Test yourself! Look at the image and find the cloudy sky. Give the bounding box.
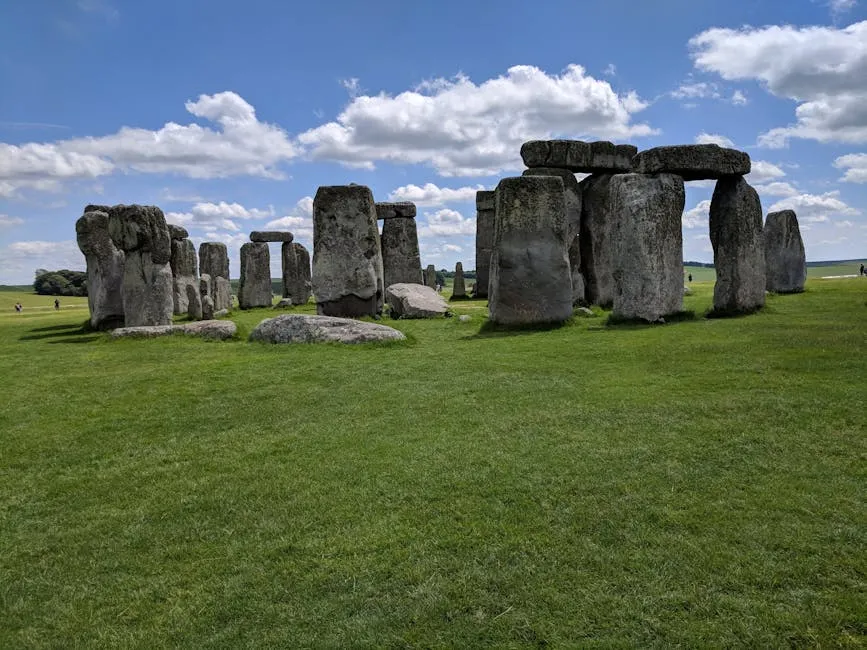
[1,0,866,283]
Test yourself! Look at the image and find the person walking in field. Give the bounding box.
[54,298,60,310]
[14,302,22,313]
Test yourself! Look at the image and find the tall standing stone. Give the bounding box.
[424,264,437,289]
[378,205,422,288]
[199,242,231,312]
[475,191,495,298]
[107,204,174,327]
[568,237,586,306]
[489,176,572,326]
[200,274,214,320]
[281,242,313,305]
[578,174,618,308]
[170,236,200,317]
[238,242,272,309]
[312,185,384,317]
[609,174,685,322]
[75,209,125,330]
[764,210,806,293]
[452,262,466,298]
[710,176,766,314]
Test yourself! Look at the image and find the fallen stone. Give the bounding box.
[249,314,405,344]
[386,283,449,318]
[375,202,417,219]
[273,298,293,309]
[380,215,423,288]
[213,309,229,318]
[578,174,618,308]
[111,320,236,340]
[168,224,189,240]
[76,210,125,330]
[521,140,637,173]
[475,190,496,298]
[238,242,272,309]
[710,176,766,313]
[250,230,294,243]
[452,261,466,298]
[631,144,751,181]
[170,237,200,316]
[764,209,806,293]
[489,176,573,326]
[610,174,685,322]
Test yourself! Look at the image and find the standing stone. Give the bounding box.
[170,237,200,316]
[75,209,125,330]
[522,168,583,240]
[568,237,586,306]
[107,204,174,327]
[609,174,685,322]
[424,264,437,289]
[764,210,806,293]
[380,213,423,288]
[312,185,384,317]
[282,242,313,305]
[199,242,231,312]
[452,262,466,298]
[489,176,572,326]
[579,174,618,308]
[238,242,272,309]
[200,274,214,320]
[475,191,495,298]
[710,177,766,314]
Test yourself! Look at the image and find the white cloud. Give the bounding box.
[264,196,314,241]
[670,81,720,100]
[731,90,748,106]
[603,64,617,76]
[387,182,485,206]
[340,78,363,98]
[419,209,476,237]
[682,200,711,229]
[0,240,85,281]
[443,243,462,252]
[0,214,25,228]
[0,143,114,197]
[166,201,274,232]
[835,219,856,227]
[830,0,857,15]
[834,153,867,182]
[297,64,656,177]
[747,160,786,183]
[690,22,867,146]
[769,190,860,221]
[753,181,800,197]
[695,132,734,147]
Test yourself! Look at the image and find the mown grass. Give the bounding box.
[1,280,865,647]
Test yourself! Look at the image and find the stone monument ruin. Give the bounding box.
[75,207,125,330]
[377,202,422,288]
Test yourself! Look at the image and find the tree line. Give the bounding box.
[33,269,88,296]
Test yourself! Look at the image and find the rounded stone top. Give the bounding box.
[107,204,171,263]
[168,223,189,240]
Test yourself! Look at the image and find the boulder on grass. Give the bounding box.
[249,314,405,344]
[386,283,449,318]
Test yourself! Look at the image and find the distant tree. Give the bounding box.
[33,269,88,296]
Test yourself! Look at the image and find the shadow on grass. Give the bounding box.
[604,310,697,329]
[463,318,574,340]
[26,323,83,333]
[19,327,90,341]
[705,306,764,319]
[46,335,102,344]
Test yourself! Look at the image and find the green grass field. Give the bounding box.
[1,279,865,647]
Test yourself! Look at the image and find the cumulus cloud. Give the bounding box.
[690,22,867,146]
[297,64,656,177]
[0,143,113,197]
[753,181,800,197]
[166,200,274,232]
[695,132,734,147]
[731,90,748,106]
[747,160,787,183]
[387,183,486,206]
[0,240,85,281]
[671,81,721,100]
[419,209,476,237]
[0,214,25,228]
[264,196,314,241]
[682,200,711,229]
[769,190,860,222]
[834,153,867,182]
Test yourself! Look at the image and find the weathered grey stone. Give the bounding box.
[186,284,202,320]
[375,202,417,219]
[458,314,472,323]
[489,176,572,326]
[281,242,313,305]
[168,224,189,240]
[250,230,293,243]
[107,204,173,327]
[238,242,272,309]
[710,176,766,313]
[475,190,495,298]
[424,264,437,289]
[273,298,293,309]
[521,140,637,173]
[522,168,583,241]
[764,210,806,293]
[111,320,236,340]
[75,210,125,330]
[684,285,693,296]
[84,204,111,213]
[200,275,215,319]
[215,277,232,314]
[578,174,618,308]
[568,237,586,306]
[386,283,449,318]
[452,262,466,298]
[199,242,231,312]
[381,216,422,288]
[610,174,685,322]
[631,144,751,181]
[213,309,229,318]
[312,185,384,317]
[170,238,199,316]
[249,314,405,344]
[576,306,595,317]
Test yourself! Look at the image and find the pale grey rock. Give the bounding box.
[475,190,495,298]
[576,306,594,317]
[683,285,693,296]
[521,140,637,173]
[273,298,293,309]
[250,230,293,243]
[568,236,586,306]
[452,261,466,298]
[214,277,232,314]
[107,204,171,265]
[201,295,215,320]
[249,314,405,344]
[424,264,437,289]
[710,176,766,313]
[764,209,806,293]
[238,242,272,309]
[186,284,202,320]
[170,237,199,316]
[199,242,231,312]
[381,216,422,288]
[522,167,583,241]
[458,314,472,323]
[213,309,229,318]
[282,242,312,305]
[631,144,751,181]
[578,174,618,308]
[489,176,572,326]
[312,185,384,317]
[375,202,417,219]
[111,320,236,340]
[167,224,188,240]
[75,210,125,330]
[610,173,685,322]
[386,283,449,318]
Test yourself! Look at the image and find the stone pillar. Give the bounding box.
[452,262,466,298]
[568,237,586,306]
[489,176,572,326]
[281,242,312,305]
[107,204,174,327]
[168,224,201,317]
[578,174,617,308]
[424,264,437,289]
[238,242,272,309]
[764,210,806,293]
[710,176,766,314]
[377,202,422,288]
[312,185,384,317]
[609,174,685,322]
[200,274,214,319]
[75,209,125,330]
[199,242,231,312]
[474,191,495,298]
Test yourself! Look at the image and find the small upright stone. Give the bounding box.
[75,209,125,330]
[424,264,437,289]
[489,176,572,326]
[709,176,766,314]
[764,210,806,293]
[238,242,272,309]
[312,185,384,317]
[578,174,618,308]
[380,208,422,287]
[375,202,417,219]
[452,262,466,298]
[281,242,313,305]
[199,242,231,312]
[521,140,637,173]
[631,144,751,181]
[170,236,200,316]
[475,190,495,298]
[200,274,214,320]
[250,231,294,243]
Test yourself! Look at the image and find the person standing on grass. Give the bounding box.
[54,298,60,310]
[860,263,865,276]
[14,302,22,313]
[688,273,693,283]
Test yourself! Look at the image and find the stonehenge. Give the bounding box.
[632,144,751,180]
[169,228,201,318]
[452,261,466,298]
[282,242,312,305]
[199,242,232,312]
[250,231,294,243]
[238,242,272,309]
[474,191,495,298]
[578,174,618,308]
[75,208,125,330]
[764,210,806,293]
[521,140,636,173]
[378,202,423,288]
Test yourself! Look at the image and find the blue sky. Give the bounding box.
[1,0,866,283]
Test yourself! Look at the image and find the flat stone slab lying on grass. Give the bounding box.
[111,320,237,340]
[386,283,449,318]
[249,314,405,344]
[250,231,294,242]
[521,140,637,173]
[631,144,750,180]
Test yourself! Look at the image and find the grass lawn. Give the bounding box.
[1,280,865,647]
